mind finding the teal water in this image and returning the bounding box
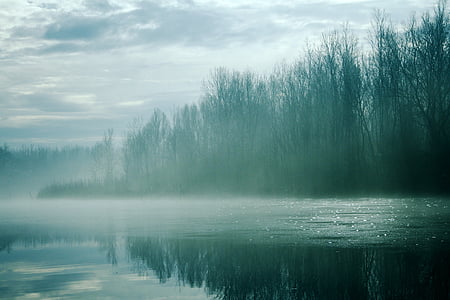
[0,198,449,299]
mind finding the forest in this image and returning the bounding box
[0,144,92,198]
[2,3,449,198]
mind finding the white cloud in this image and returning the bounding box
[116,100,146,107]
[65,94,97,106]
[0,113,111,128]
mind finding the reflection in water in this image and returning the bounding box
[98,235,118,266]
[1,230,449,299]
[127,237,449,300]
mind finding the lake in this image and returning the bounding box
[0,197,449,299]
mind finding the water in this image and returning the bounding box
[0,197,449,299]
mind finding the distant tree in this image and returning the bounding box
[123,110,171,192]
[0,144,12,169]
[92,128,115,184]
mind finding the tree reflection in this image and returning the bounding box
[1,229,448,299]
[127,237,450,300]
[97,235,118,265]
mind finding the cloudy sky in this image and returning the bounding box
[0,0,435,146]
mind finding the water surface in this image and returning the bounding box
[0,197,449,299]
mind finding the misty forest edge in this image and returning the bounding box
[1,3,449,198]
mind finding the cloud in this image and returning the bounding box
[83,0,116,13]
[2,0,438,56]
[39,42,83,54]
[32,1,291,54]
[0,113,108,128]
[2,92,96,114]
[20,93,87,112]
[131,3,229,47]
[11,25,45,39]
[38,2,58,10]
[116,100,145,107]
[43,16,111,41]
[36,0,411,55]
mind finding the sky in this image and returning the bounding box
[0,0,435,147]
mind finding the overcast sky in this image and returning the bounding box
[0,0,435,147]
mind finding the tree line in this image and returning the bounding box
[0,144,92,198]
[33,2,450,197]
[115,3,449,196]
